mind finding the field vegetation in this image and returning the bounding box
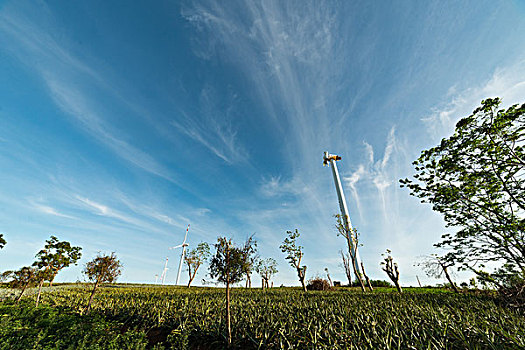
[1,284,524,349]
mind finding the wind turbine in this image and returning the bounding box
[323,151,363,278]
[154,274,159,284]
[160,257,169,285]
[169,224,190,286]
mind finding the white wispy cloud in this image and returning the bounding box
[171,85,248,164]
[343,127,398,221]
[30,200,75,219]
[422,59,525,139]
[0,4,178,185]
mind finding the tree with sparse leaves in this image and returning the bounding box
[280,229,308,292]
[184,242,210,288]
[340,250,352,286]
[400,98,525,288]
[334,214,366,291]
[256,257,278,289]
[240,234,258,288]
[83,252,122,311]
[0,234,6,249]
[33,236,82,306]
[416,254,459,293]
[381,249,402,293]
[208,237,244,346]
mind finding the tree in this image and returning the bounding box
[240,235,258,288]
[381,249,402,293]
[360,262,374,291]
[334,215,366,291]
[208,237,244,346]
[83,252,122,312]
[340,250,352,286]
[0,234,6,249]
[256,257,278,289]
[33,236,82,306]
[416,254,459,292]
[184,242,210,288]
[280,229,308,292]
[400,98,525,287]
[5,266,37,303]
[324,268,333,286]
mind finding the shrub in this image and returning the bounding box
[306,277,331,291]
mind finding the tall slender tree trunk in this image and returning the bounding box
[441,264,459,293]
[350,252,365,292]
[361,262,373,291]
[416,275,422,288]
[226,280,231,346]
[15,281,30,303]
[86,280,100,312]
[35,278,45,307]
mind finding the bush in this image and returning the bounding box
[306,277,331,291]
[351,280,392,288]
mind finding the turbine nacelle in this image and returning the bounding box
[323,151,341,166]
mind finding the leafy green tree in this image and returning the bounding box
[5,266,37,303]
[240,234,258,288]
[0,234,6,249]
[255,257,278,289]
[381,249,402,293]
[184,242,210,288]
[83,252,122,312]
[280,229,307,292]
[400,98,525,287]
[33,235,82,306]
[208,237,244,346]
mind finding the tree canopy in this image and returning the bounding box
[0,234,5,249]
[184,242,210,287]
[84,252,122,284]
[400,98,525,286]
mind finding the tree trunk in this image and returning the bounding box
[394,280,403,293]
[49,272,57,287]
[86,280,99,312]
[226,280,231,346]
[15,281,30,303]
[442,265,459,293]
[361,262,373,291]
[350,252,365,292]
[416,275,422,287]
[297,268,307,292]
[247,274,251,288]
[35,278,45,307]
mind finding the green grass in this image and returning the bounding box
[1,285,523,349]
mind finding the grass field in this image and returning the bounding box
[1,284,524,349]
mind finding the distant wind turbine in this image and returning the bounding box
[169,224,190,286]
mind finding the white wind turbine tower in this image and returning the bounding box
[323,151,363,278]
[160,257,169,285]
[169,224,190,286]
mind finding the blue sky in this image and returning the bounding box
[1,0,525,287]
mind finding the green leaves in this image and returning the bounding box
[209,237,245,286]
[401,98,525,286]
[83,252,122,284]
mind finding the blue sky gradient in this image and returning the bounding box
[1,1,525,286]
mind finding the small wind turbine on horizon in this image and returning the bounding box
[169,224,190,286]
[160,257,169,285]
